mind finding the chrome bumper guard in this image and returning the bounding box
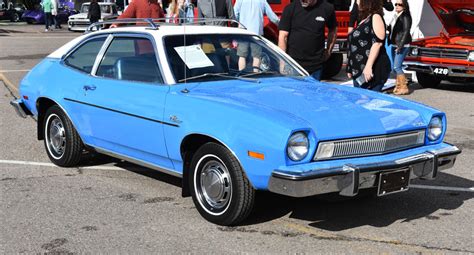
[10,99,32,118]
[268,145,461,197]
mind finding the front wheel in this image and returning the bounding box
[43,105,83,167]
[416,72,441,88]
[10,13,20,22]
[189,143,255,226]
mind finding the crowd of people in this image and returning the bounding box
[107,0,412,94]
[347,0,412,94]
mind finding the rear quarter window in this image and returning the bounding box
[64,37,107,73]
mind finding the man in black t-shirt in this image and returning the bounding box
[278,0,337,81]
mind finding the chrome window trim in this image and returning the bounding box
[91,34,114,75]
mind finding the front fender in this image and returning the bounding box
[163,84,310,190]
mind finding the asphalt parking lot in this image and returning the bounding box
[1,23,473,253]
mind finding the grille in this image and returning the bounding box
[314,130,425,160]
[418,47,469,60]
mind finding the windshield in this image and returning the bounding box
[164,34,305,83]
[81,4,112,13]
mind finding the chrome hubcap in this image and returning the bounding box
[48,117,66,156]
[199,159,232,210]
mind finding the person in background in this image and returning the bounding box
[348,0,392,33]
[88,0,101,25]
[42,0,53,32]
[234,0,279,71]
[346,0,391,92]
[111,0,165,27]
[167,0,194,23]
[388,0,411,95]
[51,0,61,29]
[197,0,235,26]
[278,0,337,81]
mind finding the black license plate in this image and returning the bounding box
[377,169,410,196]
[433,67,449,76]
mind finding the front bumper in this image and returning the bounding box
[68,21,90,31]
[10,99,32,118]
[404,61,474,78]
[268,143,461,197]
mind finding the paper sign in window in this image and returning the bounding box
[174,45,214,69]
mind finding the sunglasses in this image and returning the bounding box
[395,3,404,6]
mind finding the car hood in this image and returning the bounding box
[69,13,87,19]
[186,78,433,141]
[412,34,474,49]
[428,0,474,35]
[69,12,113,19]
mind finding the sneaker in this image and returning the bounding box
[44,29,48,32]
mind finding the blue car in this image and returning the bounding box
[11,21,461,225]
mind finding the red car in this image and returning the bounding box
[405,0,474,88]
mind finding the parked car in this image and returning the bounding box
[11,20,461,225]
[404,0,474,88]
[68,2,118,32]
[22,5,77,24]
[0,2,26,22]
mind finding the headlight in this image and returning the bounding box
[468,51,474,62]
[427,117,443,141]
[411,47,419,56]
[287,132,309,161]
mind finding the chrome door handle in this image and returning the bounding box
[83,85,96,91]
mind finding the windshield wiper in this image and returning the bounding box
[179,72,259,83]
[239,71,280,78]
[241,71,309,82]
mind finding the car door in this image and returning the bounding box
[60,34,108,145]
[72,34,176,171]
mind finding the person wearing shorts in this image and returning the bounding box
[234,0,279,71]
[236,41,262,71]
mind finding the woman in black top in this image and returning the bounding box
[348,0,393,33]
[346,0,391,92]
[388,0,412,95]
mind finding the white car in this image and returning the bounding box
[68,2,118,32]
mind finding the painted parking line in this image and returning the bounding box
[1,159,473,192]
[0,69,31,72]
[0,72,19,94]
[410,184,474,193]
[0,159,127,172]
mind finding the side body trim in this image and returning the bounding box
[64,98,179,127]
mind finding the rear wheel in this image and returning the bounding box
[43,105,83,167]
[189,143,255,226]
[416,72,441,88]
